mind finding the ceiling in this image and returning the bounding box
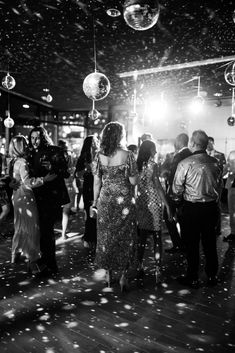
[0,0,235,113]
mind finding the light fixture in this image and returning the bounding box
[106,8,121,17]
[188,76,205,114]
[23,104,30,109]
[227,87,235,127]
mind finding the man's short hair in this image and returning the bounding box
[192,130,209,150]
[208,136,214,143]
[176,133,189,147]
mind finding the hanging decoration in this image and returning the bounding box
[227,87,235,127]
[83,18,111,104]
[4,116,14,128]
[88,100,101,120]
[106,8,121,17]
[83,72,110,101]
[41,88,53,102]
[4,93,15,128]
[2,72,16,90]
[224,61,235,86]
[123,0,160,31]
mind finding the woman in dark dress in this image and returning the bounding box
[75,135,99,252]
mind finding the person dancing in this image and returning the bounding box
[136,140,172,284]
[9,135,55,274]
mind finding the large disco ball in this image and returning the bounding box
[83,72,111,101]
[4,116,14,128]
[224,61,235,86]
[123,0,160,31]
[2,73,16,90]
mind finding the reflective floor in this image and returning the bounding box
[0,208,234,353]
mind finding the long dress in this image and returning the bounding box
[75,158,97,245]
[136,158,162,232]
[93,151,138,275]
[11,158,43,263]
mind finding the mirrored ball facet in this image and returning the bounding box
[2,74,16,90]
[83,72,111,101]
[123,0,160,31]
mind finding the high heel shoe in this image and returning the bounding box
[119,275,128,292]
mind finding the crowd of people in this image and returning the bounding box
[0,122,234,290]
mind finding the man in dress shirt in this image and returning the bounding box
[172,130,222,287]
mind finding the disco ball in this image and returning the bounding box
[224,61,235,86]
[88,108,101,120]
[123,0,160,31]
[2,73,16,90]
[227,116,235,126]
[83,72,111,101]
[4,116,14,128]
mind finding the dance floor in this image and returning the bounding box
[0,209,234,353]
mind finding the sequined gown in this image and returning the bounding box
[93,151,138,274]
[11,158,43,263]
[136,158,162,231]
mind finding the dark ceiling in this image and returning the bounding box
[0,0,235,113]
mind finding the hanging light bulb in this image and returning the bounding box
[4,116,14,128]
[88,100,101,120]
[2,72,16,90]
[46,93,53,102]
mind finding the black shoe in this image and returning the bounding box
[177,275,200,288]
[207,276,218,287]
[223,233,235,242]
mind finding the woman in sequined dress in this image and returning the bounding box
[92,122,138,291]
[136,140,172,284]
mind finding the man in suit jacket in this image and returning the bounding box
[164,133,192,253]
[207,136,226,236]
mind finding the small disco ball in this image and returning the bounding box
[88,108,101,120]
[2,73,16,90]
[224,61,235,86]
[227,116,235,126]
[83,72,111,101]
[123,0,160,31]
[106,8,121,17]
[46,94,53,103]
[4,116,14,128]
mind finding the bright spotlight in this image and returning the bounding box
[188,95,204,114]
[144,96,167,122]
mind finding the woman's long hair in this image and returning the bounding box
[137,140,156,172]
[99,121,126,156]
[9,135,28,158]
[28,126,53,149]
[79,135,99,164]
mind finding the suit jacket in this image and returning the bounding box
[168,147,192,188]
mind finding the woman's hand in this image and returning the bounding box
[43,173,57,183]
[89,206,97,219]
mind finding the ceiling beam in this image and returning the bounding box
[117,55,235,78]
[0,87,54,109]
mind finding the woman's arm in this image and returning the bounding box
[92,174,102,207]
[153,164,173,221]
